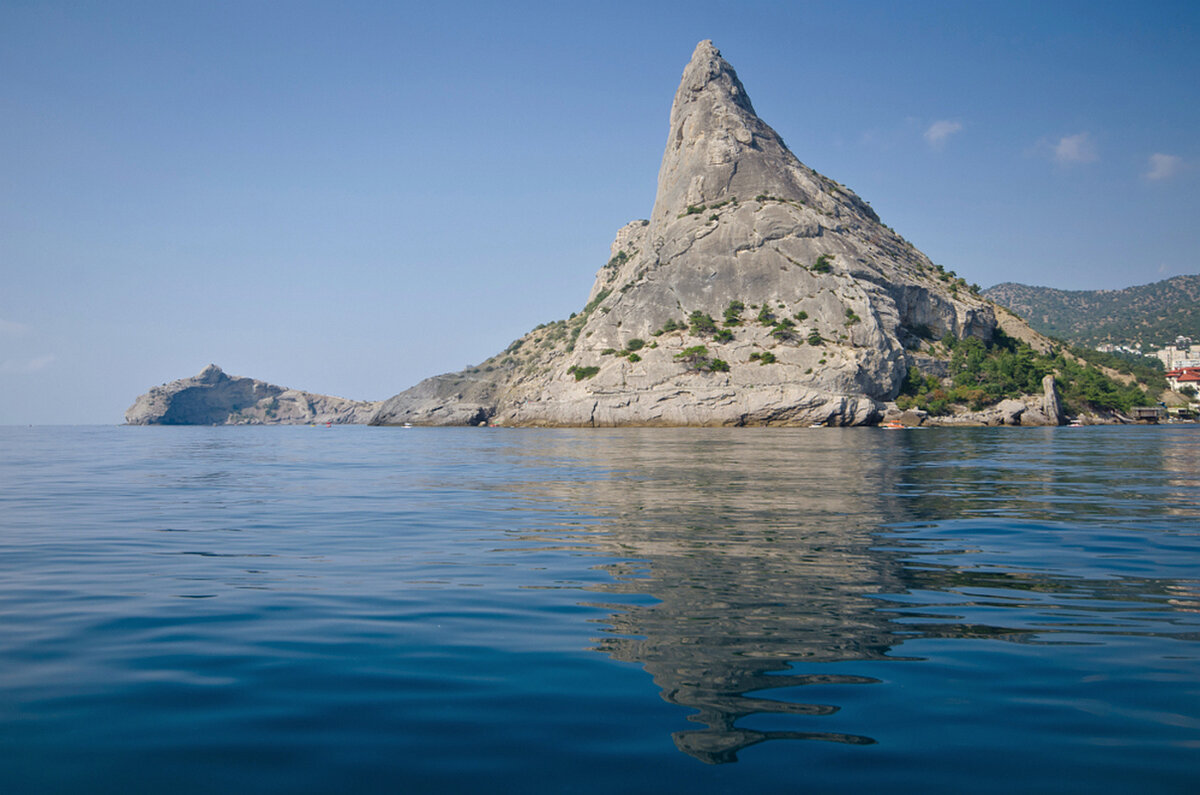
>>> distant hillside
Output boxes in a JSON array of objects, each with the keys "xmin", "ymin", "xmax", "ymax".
[{"xmin": 983, "ymin": 275, "xmax": 1200, "ymax": 348}]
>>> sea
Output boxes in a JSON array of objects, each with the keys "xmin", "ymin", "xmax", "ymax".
[{"xmin": 1, "ymin": 424, "xmax": 1197, "ymax": 794}]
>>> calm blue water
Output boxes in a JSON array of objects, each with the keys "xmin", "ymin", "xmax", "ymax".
[{"xmin": 1, "ymin": 425, "xmax": 1197, "ymax": 793}]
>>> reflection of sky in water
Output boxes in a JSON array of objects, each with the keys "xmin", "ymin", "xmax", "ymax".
[
  {"xmin": 2, "ymin": 425, "xmax": 1197, "ymax": 790},
  {"xmin": 510, "ymin": 427, "xmax": 1200, "ymax": 763}
]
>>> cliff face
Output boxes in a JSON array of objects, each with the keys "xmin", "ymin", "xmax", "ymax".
[
  {"xmin": 373, "ymin": 41, "xmax": 1000, "ymax": 427},
  {"xmin": 125, "ymin": 365, "xmax": 380, "ymax": 425}
]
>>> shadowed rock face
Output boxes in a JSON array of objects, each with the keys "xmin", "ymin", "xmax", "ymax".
[
  {"xmin": 373, "ymin": 41, "xmax": 1005, "ymax": 428},
  {"xmin": 125, "ymin": 365, "xmax": 380, "ymax": 425}
]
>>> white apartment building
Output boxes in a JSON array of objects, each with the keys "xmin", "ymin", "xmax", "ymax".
[{"xmin": 1153, "ymin": 337, "xmax": 1200, "ymax": 370}]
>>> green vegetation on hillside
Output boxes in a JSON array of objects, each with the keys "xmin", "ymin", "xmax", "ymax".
[
  {"xmin": 605, "ymin": 250, "xmax": 629, "ymax": 270},
  {"xmin": 582, "ymin": 288, "xmax": 611, "ymax": 315},
  {"xmin": 567, "ymin": 365, "xmax": 599, "ymax": 381},
  {"xmin": 601, "ymin": 339, "xmax": 647, "ymax": 362},
  {"xmin": 983, "ymin": 275, "xmax": 1200, "ymax": 348},
  {"xmin": 898, "ymin": 331, "xmax": 1154, "ymax": 416},
  {"xmin": 769, "ymin": 317, "xmax": 797, "ymax": 340},
  {"xmin": 652, "ymin": 318, "xmax": 687, "ymax": 336},
  {"xmin": 674, "ymin": 345, "xmax": 730, "ymax": 373},
  {"xmin": 688, "ymin": 310, "xmax": 719, "ymax": 335},
  {"xmin": 723, "ymin": 300, "xmax": 745, "ymax": 326},
  {"xmin": 1069, "ymin": 346, "xmax": 1166, "ymax": 391}
]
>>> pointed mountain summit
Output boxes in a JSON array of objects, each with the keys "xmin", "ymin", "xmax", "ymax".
[
  {"xmin": 372, "ymin": 41, "xmax": 1034, "ymax": 427},
  {"xmin": 652, "ymin": 40, "xmax": 876, "ymax": 229}
]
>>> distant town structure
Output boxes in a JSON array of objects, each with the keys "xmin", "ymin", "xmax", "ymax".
[
  {"xmin": 1095, "ymin": 343, "xmax": 1144, "ymax": 355},
  {"xmin": 1100, "ymin": 335, "xmax": 1200, "ymax": 406},
  {"xmin": 1153, "ymin": 336, "xmax": 1200, "ymax": 370},
  {"xmin": 1133, "ymin": 335, "xmax": 1200, "ymax": 405}
]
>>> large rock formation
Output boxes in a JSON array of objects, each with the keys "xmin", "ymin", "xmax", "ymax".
[
  {"xmin": 373, "ymin": 41, "xmax": 1001, "ymax": 427},
  {"xmin": 125, "ymin": 365, "xmax": 380, "ymax": 425}
]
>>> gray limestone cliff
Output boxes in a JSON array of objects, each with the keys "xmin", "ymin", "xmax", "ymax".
[
  {"xmin": 372, "ymin": 41, "xmax": 1021, "ymax": 427},
  {"xmin": 125, "ymin": 365, "xmax": 380, "ymax": 425}
]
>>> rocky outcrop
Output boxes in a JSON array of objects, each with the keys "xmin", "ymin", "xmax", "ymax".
[
  {"xmin": 125, "ymin": 365, "xmax": 380, "ymax": 425},
  {"xmin": 1039, "ymin": 374, "xmax": 1066, "ymax": 425},
  {"xmin": 886, "ymin": 374, "xmax": 1066, "ymax": 427},
  {"xmin": 373, "ymin": 41, "xmax": 1004, "ymax": 428}
]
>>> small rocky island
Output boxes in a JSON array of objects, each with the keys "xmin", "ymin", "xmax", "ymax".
[
  {"xmin": 131, "ymin": 41, "xmax": 1152, "ymax": 428},
  {"xmin": 125, "ymin": 365, "xmax": 379, "ymax": 425}
]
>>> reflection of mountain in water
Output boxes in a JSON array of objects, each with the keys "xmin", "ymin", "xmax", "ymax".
[
  {"xmin": 513, "ymin": 430, "xmax": 910, "ymax": 762},
  {"xmin": 502, "ymin": 428, "xmax": 1200, "ymax": 764}
]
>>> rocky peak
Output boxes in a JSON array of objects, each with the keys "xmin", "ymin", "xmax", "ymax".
[
  {"xmin": 652, "ymin": 40, "xmax": 871, "ymax": 231},
  {"xmin": 372, "ymin": 40, "xmax": 1005, "ymax": 428},
  {"xmin": 197, "ymin": 364, "xmax": 226, "ymax": 384},
  {"xmin": 676, "ymin": 40, "xmax": 757, "ymax": 117}
]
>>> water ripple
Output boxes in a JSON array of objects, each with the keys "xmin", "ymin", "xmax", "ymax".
[{"xmin": 0, "ymin": 425, "xmax": 1197, "ymax": 792}]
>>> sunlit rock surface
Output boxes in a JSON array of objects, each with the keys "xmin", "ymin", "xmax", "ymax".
[{"xmin": 374, "ymin": 41, "xmax": 1011, "ymax": 427}]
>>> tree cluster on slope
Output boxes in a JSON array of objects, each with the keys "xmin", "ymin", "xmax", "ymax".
[{"xmin": 898, "ymin": 331, "xmax": 1154, "ymax": 415}]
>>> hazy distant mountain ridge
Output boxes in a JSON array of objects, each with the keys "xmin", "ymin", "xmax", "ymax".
[{"xmin": 983, "ymin": 275, "xmax": 1200, "ymax": 348}]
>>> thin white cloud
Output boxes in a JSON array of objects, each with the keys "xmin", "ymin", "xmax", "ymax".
[
  {"xmin": 1054, "ymin": 132, "xmax": 1098, "ymax": 164},
  {"xmin": 1145, "ymin": 153, "xmax": 1182, "ymax": 181},
  {"xmin": 0, "ymin": 318, "xmax": 29, "ymax": 336},
  {"xmin": 0, "ymin": 354, "xmax": 55, "ymax": 374},
  {"xmin": 924, "ymin": 120, "xmax": 963, "ymax": 148}
]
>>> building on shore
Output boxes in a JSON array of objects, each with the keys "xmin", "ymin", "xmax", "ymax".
[
  {"xmin": 1165, "ymin": 366, "xmax": 1200, "ymax": 394},
  {"xmin": 1153, "ymin": 336, "xmax": 1200, "ymax": 370}
]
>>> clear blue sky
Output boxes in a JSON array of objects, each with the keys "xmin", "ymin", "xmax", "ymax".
[{"xmin": 2, "ymin": 0, "xmax": 1197, "ymax": 424}]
